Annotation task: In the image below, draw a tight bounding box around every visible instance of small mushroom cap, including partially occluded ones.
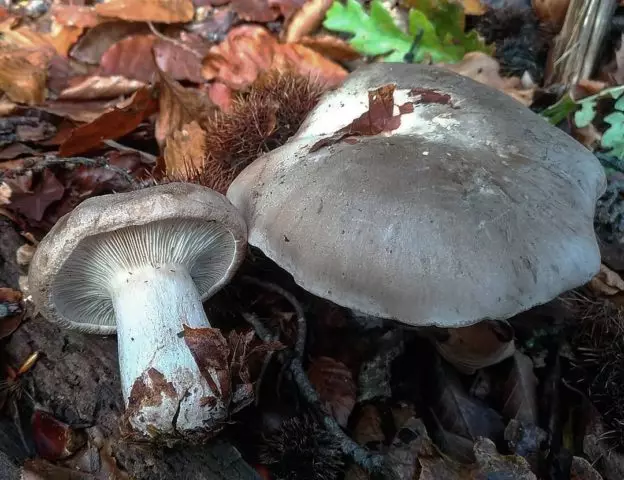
[29,182,247,334]
[227,63,606,328]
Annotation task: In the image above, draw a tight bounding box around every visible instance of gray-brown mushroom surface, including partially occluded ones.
[227,63,606,328]
[28,182,247,440]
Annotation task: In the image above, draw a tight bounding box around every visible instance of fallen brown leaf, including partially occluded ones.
[298,34,361,62]
[51,4,106,28]
[589,263,624,297]
[441,52,534,106]
[0,48,49,105]
[0,143,36,160]
[0,96,17,117]
[283,0,337,43]
[307,356,356,428]
[498,352,538,424]
[433,320,516,374]
[202,25,347,90]
[163,121,207,176]
[429,358,505,460]
[45,21,84,57]
[95,0,195,23]
[232,0,280,22]
[98,34,158,83]
[59,86,158,157]
[182,324,232,401]
[70,21,150,65]
[59,75,145,101]
[155,69,216,147]
[153,32,210,83]
[385,416,427,479]
[39,99,120,123]
[32,410,86,461]
[570,456,603,480]
[5,169,65,222]
[473,437,537,479]
[532,0,570,27]
[461,0,486,15]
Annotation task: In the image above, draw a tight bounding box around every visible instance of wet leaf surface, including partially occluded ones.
[307,356,357,427]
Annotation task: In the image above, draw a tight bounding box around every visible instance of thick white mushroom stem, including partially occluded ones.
[109,263,227,437]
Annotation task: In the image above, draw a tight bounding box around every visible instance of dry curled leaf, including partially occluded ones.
[95,0,195,23]
[283,0,334,43]
[59,86,158,157]
[442,52,534,106]
[155,69,216,147]
[298,34,360,62]
[5,169,65,222]
[163,121,207,176]
[461,0,486,15]
[232,0,280,22]
[202,25,346,90]
[0,48,49,105]
[498,352,538,425]
[532,0,570,27]
[433,320,516,374]
[154,33,209,83]
[307,356,356,427]
[99,34,158,83]
[182,324,231,400]
[70,21,150,65]
[59,75,145,101]
[589,263,624,297]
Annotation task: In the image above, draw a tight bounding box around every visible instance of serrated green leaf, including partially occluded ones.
[323,0,491,63]
[614,94,624,112]
[323,0,411,57]
[574,100,597,128]
[602,112,624,160]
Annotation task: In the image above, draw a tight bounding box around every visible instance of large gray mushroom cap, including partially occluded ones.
[28,182,247,335]
[227,63,606,328]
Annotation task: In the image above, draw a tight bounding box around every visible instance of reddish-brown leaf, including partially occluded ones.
[155,69,216,147]
[163,121,207,176]
[309,84,415,152]
[70,21,150,65]
[532,0,570,27]
[6,169,65,222]
[307,356,356,428]
[59,86,158,157]
[153,33,210,83]
[231,0,280,22]
[32,410,86,461]
[202,25,347,90]
[98,34,159,83]
[182,324,231,401]
[95,0,195,23]
[40,99,120,123]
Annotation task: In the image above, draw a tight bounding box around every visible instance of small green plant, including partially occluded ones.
[322,0,492,64]
[542,85,624,162]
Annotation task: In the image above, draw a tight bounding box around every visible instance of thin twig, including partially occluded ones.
[241,277,385,472]
[0,155,136,185]
[103,140,158,163]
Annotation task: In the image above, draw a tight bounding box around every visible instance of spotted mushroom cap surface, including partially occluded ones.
[28,182,247,334]
[227,63,606,328]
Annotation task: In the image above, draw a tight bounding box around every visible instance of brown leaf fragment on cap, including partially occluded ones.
[182,324,231,401]
[310,84,420,152]
[409,87,453,106]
